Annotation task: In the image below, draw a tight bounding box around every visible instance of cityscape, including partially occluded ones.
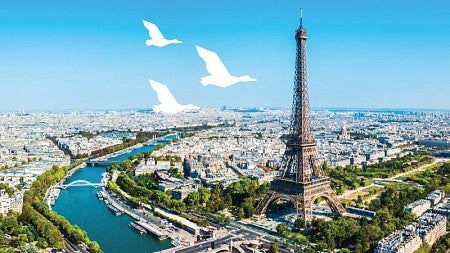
[1,1,450,253]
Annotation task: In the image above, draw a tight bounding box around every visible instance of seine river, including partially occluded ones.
[53,141,174,253]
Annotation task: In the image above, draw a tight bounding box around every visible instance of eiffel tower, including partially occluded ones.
[255,10,345,225]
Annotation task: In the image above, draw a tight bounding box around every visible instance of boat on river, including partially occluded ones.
[96,191,104,200]
[107,204,123,216]
[129,221,147,235]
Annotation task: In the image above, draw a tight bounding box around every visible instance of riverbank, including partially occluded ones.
[91,143,144,161]
[45,138,161,206]
[105,177,196,247]
[101,189,174,240]
[89,136,175,165]
[43,161,87,208]
[21,160,103,253]
[53,142,174,253]
[93,133,178,161]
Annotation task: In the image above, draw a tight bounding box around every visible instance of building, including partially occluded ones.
[339,122,350,141]
[375,226,422,253]
[171,184,198,200]
[376,212,447,253]
[346,206,376,218]
[404,199,431,217]
[134,164,157,176]
[183,158,205,179]
[0,190,23,216]
[426,190,445,205]
[432,196,450,218]
[416,213,446,245]
[154,170,171,182]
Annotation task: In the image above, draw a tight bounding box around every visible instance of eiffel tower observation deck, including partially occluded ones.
[255,10,345,225]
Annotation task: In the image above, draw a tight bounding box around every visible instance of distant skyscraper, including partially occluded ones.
[255,10,345,225]
[340,122,350,140]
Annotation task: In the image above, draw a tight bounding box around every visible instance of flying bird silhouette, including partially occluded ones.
[195,45,257,88]
[148,79,199,114]
[142,20,182,47]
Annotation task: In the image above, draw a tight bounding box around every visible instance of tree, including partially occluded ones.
[0,184,14,196]
[415,242,430,253]
[18,161,100,251]
[304,247,316,253]
[270,243,279,253]
[236,208,245,220]
[355,195,364,207]
[186,191,200,206]
[36,237,48,248]
[168,167,183,178]
[87,241,102,253]
[198,187,211,204]
[120,160,132,171]
[199,219,209,227]
[276,223,290,236]
[294,217,305,231]
[242,203,255,218]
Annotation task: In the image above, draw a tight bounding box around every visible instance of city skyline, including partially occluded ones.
[1,0,450,111]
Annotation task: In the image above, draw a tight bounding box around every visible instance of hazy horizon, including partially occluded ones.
[2,106,449,114]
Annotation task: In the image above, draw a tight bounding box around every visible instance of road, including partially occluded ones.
[390,158,447,180]
[63,236,88,253]
[174,234,233,253]
[229,222,298,253]
[338,158,448,199]
[173,220,295,253]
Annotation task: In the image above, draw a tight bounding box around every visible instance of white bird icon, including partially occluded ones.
[142,20,182,47]
[148,79,199,114]
[195,45,257,88]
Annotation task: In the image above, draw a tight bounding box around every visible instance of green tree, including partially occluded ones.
[36,237,48,248]
[242,203,255,218]
[198,187,211,204]
[415,243,430,253]
[1,212,19,235]
[294,217,305,231]
[186,191,200,206]
[276,223,290,236]
[270,243,279,253]
[168,167,183,178]
[88,241,102,253]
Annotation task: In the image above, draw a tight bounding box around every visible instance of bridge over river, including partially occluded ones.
[85,159,115,167]
[55,180,104,190]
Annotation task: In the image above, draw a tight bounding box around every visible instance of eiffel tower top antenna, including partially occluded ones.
[300,8,303,27]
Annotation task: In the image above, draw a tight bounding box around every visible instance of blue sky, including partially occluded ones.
[1,0,450,111]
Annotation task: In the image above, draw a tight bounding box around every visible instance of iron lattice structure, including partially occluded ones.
[255,12,345,224]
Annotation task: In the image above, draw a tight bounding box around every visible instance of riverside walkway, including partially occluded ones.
[101,189,171,240]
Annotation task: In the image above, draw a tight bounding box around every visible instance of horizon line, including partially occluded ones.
[1,106,450,113]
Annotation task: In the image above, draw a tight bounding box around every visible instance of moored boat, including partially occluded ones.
[128,221,147,235]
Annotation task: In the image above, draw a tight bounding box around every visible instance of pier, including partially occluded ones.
[107,204,124,216]
[101,189,170,240]
[135,221,168,240]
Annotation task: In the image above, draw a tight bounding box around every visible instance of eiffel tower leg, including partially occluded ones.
[297,196,313,226]
[255,191,277,216]
[322,187,346,215]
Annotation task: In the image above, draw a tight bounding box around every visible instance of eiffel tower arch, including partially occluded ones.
[255,10,345,225]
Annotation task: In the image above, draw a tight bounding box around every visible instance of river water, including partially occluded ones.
[53,140,174,253]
